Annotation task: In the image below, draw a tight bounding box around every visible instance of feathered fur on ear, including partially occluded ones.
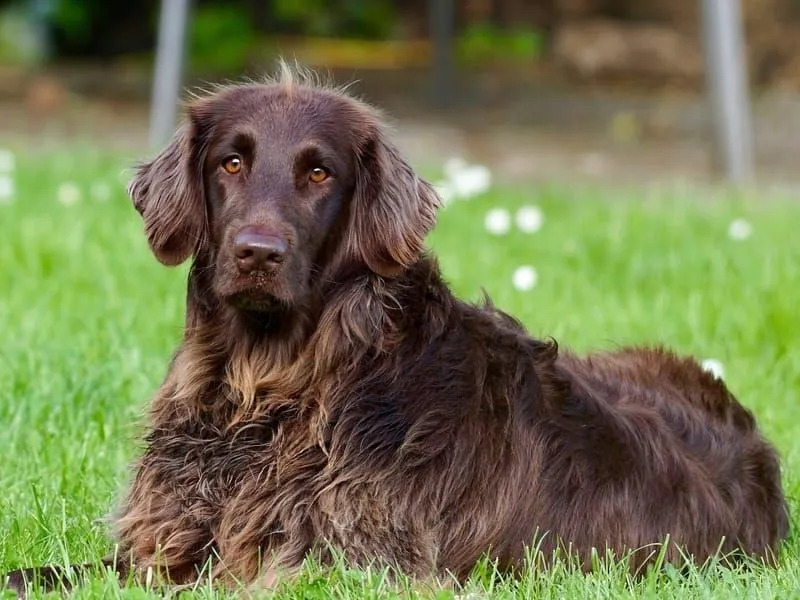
[347,121,440,278]
[128,117,209,266]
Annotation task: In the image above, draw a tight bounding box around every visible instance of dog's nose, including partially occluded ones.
[234,228,288,273]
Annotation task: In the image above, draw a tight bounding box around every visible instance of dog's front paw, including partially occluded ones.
[4,568,34,599]
[3,566,71,599]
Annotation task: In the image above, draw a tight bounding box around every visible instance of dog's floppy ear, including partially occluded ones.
[128,111,210,266]
[347,119,440,278]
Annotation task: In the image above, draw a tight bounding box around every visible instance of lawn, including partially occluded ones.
[0,148,798,598]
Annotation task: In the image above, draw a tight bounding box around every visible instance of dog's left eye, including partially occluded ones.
[309,167,329,183]
[222,155,242,175]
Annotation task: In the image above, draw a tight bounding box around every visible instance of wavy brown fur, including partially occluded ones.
[5,68,789,596]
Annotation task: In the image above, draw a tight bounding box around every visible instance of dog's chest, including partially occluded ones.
[148,416,282,513]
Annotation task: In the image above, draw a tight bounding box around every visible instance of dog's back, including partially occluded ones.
[536,348,789,569]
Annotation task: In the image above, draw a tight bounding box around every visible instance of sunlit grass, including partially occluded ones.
[0,149,798,598]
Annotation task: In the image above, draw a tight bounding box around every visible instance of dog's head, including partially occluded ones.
[129,70,439,314]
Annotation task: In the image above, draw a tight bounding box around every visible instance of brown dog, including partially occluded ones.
[5,68,789,596]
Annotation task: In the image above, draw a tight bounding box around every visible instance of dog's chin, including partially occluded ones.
[216,271,308,317]
[226,292,286,313]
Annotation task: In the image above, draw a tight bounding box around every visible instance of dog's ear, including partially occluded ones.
[347,119,440,278]
[128,110,211,266]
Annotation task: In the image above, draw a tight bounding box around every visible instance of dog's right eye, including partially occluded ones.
[222,155,242,175]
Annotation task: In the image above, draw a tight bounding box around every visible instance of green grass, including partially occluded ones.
[0,149,798,598]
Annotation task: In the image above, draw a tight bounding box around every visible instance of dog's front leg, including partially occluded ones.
[3,556,127,599]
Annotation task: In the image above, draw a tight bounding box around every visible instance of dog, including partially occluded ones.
[5,67,789,596]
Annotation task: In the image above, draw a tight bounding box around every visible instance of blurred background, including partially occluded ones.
[1,0,800,184]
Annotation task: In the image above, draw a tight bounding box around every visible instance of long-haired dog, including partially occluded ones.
[5,68,788,597]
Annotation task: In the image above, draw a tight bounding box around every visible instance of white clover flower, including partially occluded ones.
[727,218,752,241]
[484,208,511,235]
[438,158,492,202]
[512,265,538,291]
[57,182,81,206]
[701,359,725,380]
[443,157,467,179]
[0,174,14,204]
[433,181,456,206]
[515,205,544,233]
[451,164,491,199]
[0,149,15,173]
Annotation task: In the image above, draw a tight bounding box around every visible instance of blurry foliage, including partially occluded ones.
[190,5,256,73]
[270,0,395,39]
[1,0,544,71]
[16,0,158,57]
[0,2,47,63]
[189,0,398,73]
[1,0,396,66]
[49,0,93,49]
[457,22,545,63]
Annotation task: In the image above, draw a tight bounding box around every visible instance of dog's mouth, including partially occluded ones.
[227,290,284,312]
[222,276,296,313]
[216,262,305,314]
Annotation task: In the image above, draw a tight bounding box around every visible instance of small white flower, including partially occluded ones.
[90,181,111,202]
[57,182,81,206]
[512,265,538,291]
[443,157,467,179]
[433,181,456,206]
[439,158,491,201]
[484,208,511,235]
[0,175,14,203]
[451,164,491,199]
[515,205,544,233]
[727,218,752,241]
[701,359,725,380]
[0,149,15,173]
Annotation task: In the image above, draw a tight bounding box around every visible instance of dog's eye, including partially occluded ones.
[222,155,242,175]
[309,167,329,184]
